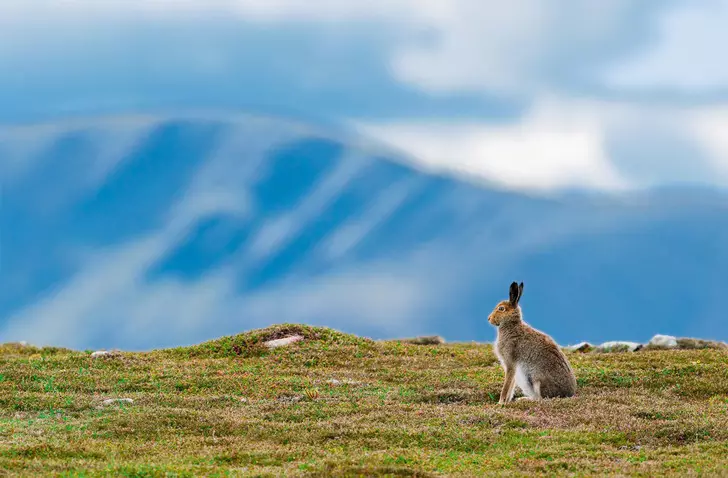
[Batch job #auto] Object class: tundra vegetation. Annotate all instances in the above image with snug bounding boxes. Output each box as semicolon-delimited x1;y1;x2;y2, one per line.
1;324;727;476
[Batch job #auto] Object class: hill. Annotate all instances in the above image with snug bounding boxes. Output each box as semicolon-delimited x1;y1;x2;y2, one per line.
1;325;727;476
2;114;728;350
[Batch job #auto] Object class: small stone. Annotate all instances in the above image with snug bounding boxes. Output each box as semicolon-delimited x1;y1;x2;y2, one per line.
649;334;678;348
102;398;134;406
264;335;304;349
91;350;111;358
240;398;249;403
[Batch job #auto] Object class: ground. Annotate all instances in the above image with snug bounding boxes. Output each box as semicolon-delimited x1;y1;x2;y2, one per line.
1;324;727;477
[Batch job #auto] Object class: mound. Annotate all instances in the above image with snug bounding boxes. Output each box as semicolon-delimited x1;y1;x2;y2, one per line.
164;323;373;358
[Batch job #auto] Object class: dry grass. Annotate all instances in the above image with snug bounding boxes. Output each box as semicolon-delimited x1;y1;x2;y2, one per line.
1;324;727;477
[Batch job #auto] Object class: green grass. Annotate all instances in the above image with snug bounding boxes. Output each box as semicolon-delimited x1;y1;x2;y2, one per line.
1;324;727;477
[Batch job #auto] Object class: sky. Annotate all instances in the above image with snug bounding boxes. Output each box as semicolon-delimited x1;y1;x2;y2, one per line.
2;0;727;192
1;1;728;350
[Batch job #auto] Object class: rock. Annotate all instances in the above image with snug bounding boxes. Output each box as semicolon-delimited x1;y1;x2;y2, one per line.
649;335;678;348
675;337;728;350
102;398;134;406
564;342;593;352
597;341;643;352
90;350;121;359
264;335;304;349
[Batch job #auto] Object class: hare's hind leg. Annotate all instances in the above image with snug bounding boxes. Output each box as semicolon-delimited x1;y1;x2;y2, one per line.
531;380;541;399
515;366;542;402
515;365;541;400
517;380;542;401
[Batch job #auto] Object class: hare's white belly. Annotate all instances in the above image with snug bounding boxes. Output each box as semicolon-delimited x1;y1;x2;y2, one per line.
515;363;537;398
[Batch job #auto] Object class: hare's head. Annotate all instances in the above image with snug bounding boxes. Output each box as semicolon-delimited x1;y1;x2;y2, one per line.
488;281;524;327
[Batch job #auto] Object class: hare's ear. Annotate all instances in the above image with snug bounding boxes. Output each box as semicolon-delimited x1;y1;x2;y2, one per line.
518;282;524;304
509;282;520;306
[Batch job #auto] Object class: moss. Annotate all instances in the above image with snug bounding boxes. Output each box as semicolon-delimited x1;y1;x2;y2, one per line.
1;325;727;476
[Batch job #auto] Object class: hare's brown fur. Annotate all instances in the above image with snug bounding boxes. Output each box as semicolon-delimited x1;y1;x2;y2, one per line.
488;282;576;404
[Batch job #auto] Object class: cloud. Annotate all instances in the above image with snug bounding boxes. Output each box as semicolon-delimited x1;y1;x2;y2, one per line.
353;99;624;191
687;106;728;177
388;0;661;95
607;1;728;91
2;1;727;194
353;98;728;191
0;0;707;98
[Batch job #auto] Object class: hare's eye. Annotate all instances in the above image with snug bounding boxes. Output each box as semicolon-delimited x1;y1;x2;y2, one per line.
498;306;506;312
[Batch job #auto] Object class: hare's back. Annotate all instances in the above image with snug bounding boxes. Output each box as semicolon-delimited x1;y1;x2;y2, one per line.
520;330;577;398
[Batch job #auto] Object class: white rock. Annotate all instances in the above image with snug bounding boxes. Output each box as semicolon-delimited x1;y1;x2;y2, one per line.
91;350;111;358
649;334;678;348
564;342;593;352
598;341;643;352
102;398;134;406
264;335;304;349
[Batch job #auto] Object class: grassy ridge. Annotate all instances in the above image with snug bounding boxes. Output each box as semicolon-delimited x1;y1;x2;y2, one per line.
1;324;727;477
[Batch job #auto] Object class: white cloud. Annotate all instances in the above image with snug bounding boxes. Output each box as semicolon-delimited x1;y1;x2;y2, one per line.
4;0;727;97
389;0;645;95
687;106;728;178
0;0;677;96
607;1;728;90
354;98;626;191
353;98;728;191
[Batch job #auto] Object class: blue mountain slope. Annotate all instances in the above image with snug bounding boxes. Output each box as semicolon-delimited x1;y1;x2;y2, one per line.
1;115;726;350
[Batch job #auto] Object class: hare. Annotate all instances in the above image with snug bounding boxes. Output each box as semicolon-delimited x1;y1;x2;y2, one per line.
488;281;577;404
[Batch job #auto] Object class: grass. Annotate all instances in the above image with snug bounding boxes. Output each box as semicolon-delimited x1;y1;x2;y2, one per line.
1;324;727;477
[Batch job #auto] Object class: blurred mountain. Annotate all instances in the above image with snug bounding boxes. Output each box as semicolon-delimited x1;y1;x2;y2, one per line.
1;115;726;350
